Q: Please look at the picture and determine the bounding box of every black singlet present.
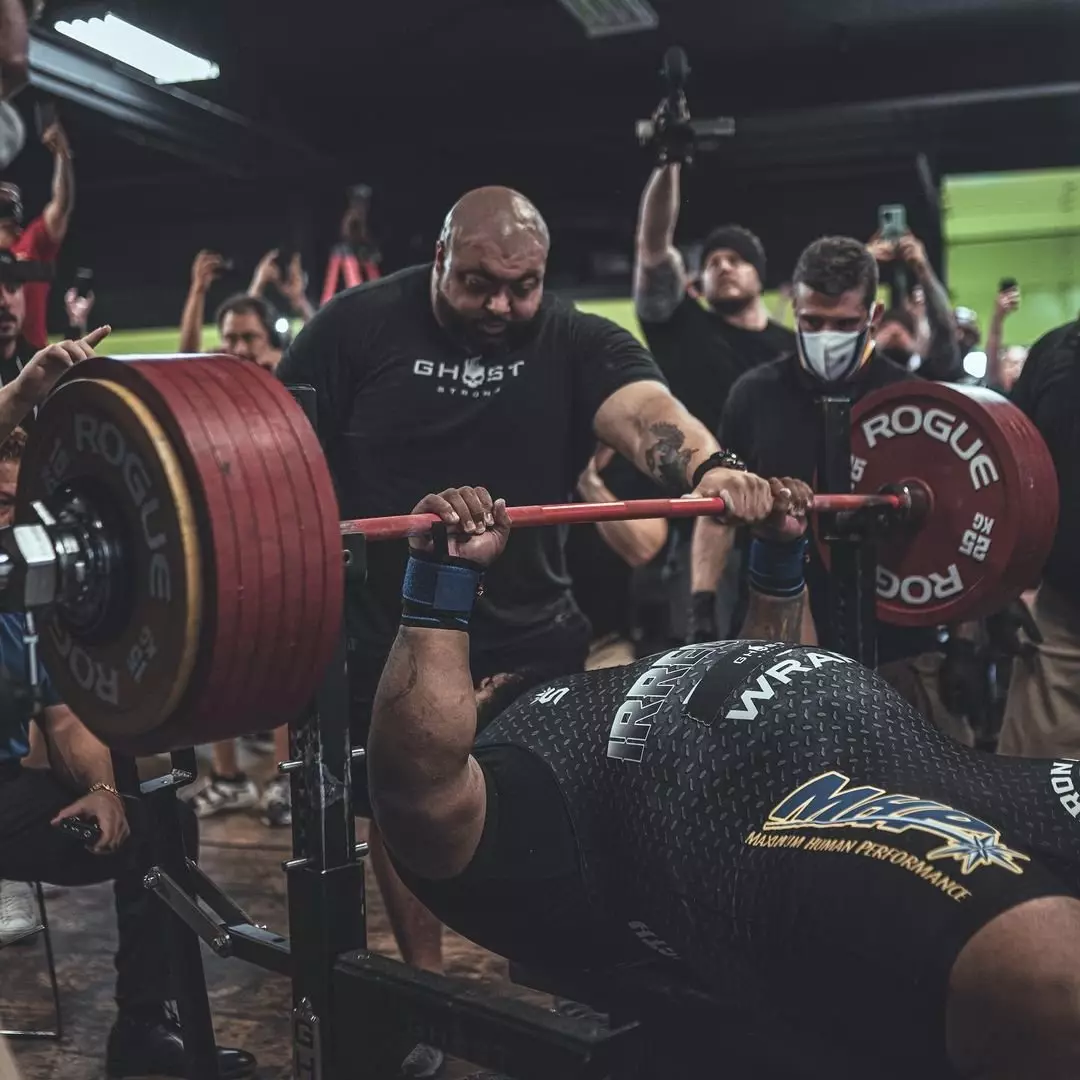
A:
[402,642,1080,1078]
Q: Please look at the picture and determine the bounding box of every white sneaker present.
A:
[260,776,291,828]
[0,880,38,943]
[400,1043,445,1078]
[191,774,260,819]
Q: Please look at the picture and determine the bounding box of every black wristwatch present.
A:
[691,450,747,491]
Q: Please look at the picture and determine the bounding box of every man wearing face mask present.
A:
[690,235,972,743]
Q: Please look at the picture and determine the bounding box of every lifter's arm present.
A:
[633,165,688,324]
[370,625,488,880]
[369,487,512,881]
[736,478,812,644]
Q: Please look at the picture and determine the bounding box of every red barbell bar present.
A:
[340,492,909,541]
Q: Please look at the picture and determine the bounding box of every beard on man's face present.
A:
[708,293,756,317]
[0,302,20,342]
[432,284,537,356]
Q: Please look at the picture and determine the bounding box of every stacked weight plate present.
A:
[19,355,344,753]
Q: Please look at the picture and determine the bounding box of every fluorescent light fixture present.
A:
[556,0,658,38]
[963,350,988,380]
[54,13,220,85]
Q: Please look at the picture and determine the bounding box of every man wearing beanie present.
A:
[632,163,794,435]
[595,163,795,650]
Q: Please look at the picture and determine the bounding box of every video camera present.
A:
[636,47,735,167]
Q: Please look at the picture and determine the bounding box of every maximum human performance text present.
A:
[744,831,972,902]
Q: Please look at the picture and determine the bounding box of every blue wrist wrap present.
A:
[401,553,483,631]
[748,536,808,599]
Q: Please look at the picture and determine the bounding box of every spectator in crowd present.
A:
[0,116,75,349]
[996,345,1028,393]
[631,167,796,647]
[690,235,972,744]
[874,306,922,369]
[0,425,258,1080]
[0,250,64,428]
[180,248,313,372]
[985,281,1026,393]
[632,166,794,435]
[63,278,95,340]
[996,317,1080,758]
[954,305,982,361]
[866,230,962,379]
[249,247,316,323]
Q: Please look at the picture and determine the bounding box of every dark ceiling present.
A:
[9,0,1080,326]
[91,0,1080,174]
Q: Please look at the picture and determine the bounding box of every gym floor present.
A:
[1,748,533,1080]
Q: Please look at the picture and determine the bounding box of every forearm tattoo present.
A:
[643,421,696,493]
[740,592,805,645]
[633,258,684,323]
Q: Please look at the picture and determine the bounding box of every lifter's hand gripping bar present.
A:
[340,492,908,541]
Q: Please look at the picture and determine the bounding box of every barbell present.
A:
[0,355,1057,754]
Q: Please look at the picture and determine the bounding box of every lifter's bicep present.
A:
[377,755,489,882]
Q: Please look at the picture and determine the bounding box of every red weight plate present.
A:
[196,360,333,723]
[232,361,342,721]
[103,356,342,751]
[265,381,344,703]
[20,375,203,743]
[119,359,264,743]
[238,372,342,710]
[146,360,291,737]
[849,382,1058,627]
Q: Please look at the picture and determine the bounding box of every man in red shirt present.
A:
[0,116,75,348]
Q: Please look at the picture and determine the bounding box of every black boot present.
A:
[105,1010,257,1079]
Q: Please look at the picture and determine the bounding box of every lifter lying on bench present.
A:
[368,481,1080,1080]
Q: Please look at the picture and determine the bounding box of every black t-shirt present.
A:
[276,264,664,649]
[719,351,938,662]
[639,295,795,434]
[1010,322,1080,607]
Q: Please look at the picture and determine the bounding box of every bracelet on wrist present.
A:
[748,536,808,599]
[88,782,122,803]
[400,551,484,632]
[691,450,747,492]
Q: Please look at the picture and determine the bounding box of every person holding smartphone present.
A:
[985,278,1026,394]
[0,106,75,350]
[866,213,962,381]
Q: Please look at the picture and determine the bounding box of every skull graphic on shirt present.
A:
[462,357,485,389]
